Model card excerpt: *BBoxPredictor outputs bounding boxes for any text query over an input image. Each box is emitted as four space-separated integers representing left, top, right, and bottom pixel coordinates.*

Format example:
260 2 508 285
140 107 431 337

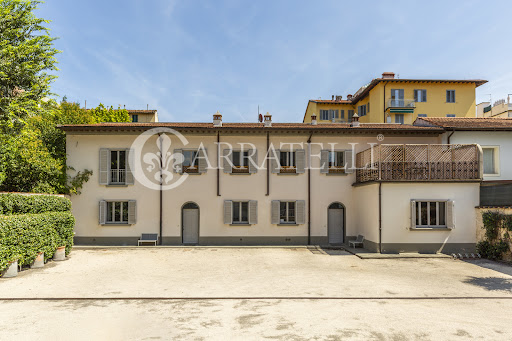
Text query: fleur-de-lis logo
130 128 190 191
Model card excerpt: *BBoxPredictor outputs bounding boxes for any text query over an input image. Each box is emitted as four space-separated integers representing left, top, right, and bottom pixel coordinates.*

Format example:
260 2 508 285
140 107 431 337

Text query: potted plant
31 252 44 269
2 259 18 278
53 246 66 261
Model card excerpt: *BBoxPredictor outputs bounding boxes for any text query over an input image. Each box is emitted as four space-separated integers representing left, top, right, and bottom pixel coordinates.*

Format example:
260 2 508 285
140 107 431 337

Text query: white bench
138 233 158 246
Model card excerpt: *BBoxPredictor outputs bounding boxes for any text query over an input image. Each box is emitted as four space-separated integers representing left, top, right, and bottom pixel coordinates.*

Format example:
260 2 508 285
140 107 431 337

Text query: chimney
347 94 353 101
332 95 335 100
213 111 222 127
382 72 395 79
264 112 272 127
311 113 317 125
350 113 360 127
335 95 343 102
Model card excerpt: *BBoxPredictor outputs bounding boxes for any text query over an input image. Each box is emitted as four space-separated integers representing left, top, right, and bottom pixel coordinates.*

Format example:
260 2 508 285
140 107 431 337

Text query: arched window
328 202 344 210
183 202 199 210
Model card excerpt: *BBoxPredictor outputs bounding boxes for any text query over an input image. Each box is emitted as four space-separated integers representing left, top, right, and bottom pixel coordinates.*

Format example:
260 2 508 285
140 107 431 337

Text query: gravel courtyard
1 247 512 340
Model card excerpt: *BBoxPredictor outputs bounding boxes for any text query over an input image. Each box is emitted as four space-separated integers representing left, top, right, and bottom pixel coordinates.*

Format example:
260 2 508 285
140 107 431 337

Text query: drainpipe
447 129 455 144
217 131 220 196
378 182 382 253
383 82 388 123
307 131 313 245
266 131 270 196
158 133 163 245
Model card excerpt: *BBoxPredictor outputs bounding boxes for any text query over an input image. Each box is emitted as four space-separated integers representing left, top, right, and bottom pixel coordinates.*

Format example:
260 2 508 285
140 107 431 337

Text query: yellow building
128 109 159 123
303 72 487 124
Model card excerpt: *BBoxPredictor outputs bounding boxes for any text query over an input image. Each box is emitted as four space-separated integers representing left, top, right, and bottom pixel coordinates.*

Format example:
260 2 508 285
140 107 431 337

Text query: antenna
84 100 87 109
147 104 149 110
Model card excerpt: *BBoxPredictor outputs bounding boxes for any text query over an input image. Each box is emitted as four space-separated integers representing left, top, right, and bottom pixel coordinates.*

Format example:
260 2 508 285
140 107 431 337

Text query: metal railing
110 169 126 184
356 144 482 183
387 99 416 108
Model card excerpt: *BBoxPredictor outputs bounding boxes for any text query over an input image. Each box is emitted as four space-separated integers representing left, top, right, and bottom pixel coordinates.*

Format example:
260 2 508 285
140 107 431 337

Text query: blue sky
39 0 512 122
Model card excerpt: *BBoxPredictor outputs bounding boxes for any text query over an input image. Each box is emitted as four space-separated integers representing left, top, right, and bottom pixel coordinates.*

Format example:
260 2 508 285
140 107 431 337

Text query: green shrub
0 193 71 215
0 212 75 272
482 210 502 240
477 240 510 260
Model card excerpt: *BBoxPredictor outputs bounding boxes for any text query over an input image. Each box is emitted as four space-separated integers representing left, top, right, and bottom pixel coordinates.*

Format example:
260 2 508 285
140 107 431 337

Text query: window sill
409 227 452 231
230 223 252 226
326 172 348 176
277 172 299 176
229 172 251 175
101 223 132 226
106 184 129 187
277 223 299 226
181 172 202 175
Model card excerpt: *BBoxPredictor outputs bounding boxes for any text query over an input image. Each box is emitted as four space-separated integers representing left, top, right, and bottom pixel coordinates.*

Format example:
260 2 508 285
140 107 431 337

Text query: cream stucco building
60 114 484 254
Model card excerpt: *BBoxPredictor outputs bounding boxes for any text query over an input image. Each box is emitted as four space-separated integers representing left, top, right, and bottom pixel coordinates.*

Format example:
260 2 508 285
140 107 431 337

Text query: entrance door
328 203 344 244
182 202 199 244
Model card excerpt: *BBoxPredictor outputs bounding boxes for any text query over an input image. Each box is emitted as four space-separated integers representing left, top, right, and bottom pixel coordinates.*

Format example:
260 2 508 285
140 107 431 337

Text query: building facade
60 115 483 253
303 72 487 125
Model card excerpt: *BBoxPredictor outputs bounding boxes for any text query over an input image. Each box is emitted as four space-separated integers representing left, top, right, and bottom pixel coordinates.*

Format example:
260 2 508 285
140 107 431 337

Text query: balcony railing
387 99 416 108
356 144 482 183
110 169 126 184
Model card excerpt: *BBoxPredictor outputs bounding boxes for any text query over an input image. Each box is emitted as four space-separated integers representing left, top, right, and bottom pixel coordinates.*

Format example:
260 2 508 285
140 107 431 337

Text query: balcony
356 144 482 183
110 169 126 184
386 99 416 114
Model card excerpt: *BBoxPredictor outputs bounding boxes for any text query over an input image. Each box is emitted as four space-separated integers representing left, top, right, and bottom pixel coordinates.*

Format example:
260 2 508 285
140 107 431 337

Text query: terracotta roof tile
414 117 512 130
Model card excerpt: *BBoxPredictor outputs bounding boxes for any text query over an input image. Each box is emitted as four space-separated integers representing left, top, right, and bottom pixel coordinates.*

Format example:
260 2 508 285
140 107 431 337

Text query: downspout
158 133 163 245
378 182 382 253
266 131 270 196
217 131 220 196
307 131 313 245
447 129 455 144
383 82 388 123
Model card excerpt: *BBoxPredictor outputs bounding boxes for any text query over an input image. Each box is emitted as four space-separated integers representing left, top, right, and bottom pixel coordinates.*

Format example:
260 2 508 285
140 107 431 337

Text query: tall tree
0 0 59 133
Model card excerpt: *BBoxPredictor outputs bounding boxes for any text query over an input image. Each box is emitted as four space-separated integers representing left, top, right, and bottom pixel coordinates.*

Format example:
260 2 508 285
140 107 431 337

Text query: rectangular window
340 110 345 119
415 201 447 228
320 110 329 120
358 105 367 116
446 90 456 103
391 89 404 106
232 150 250 173
232 201 249 224
110 150 126 184
367 102 370 113
280 201 296 224
417 114 427 118
279 151 296 172
328 151 345 174
446 114 456 118
106 201 129 224
414 90 427 102
483 147 499 175
395 114 404 124
182 150 198 173
131 114 139 122
348 110 354 122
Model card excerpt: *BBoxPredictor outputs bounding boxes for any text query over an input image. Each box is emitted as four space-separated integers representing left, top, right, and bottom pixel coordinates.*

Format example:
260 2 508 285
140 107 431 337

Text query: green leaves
89 103 131 123
0 193 71 215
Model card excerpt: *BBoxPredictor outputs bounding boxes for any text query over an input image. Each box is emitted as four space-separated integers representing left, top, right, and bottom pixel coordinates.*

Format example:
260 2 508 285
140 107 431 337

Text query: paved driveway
1 247 512 340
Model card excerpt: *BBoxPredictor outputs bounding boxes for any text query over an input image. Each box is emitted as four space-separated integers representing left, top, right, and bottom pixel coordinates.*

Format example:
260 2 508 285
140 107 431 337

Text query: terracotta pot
2 260 18 278
53 246 66 261
31 252 44 269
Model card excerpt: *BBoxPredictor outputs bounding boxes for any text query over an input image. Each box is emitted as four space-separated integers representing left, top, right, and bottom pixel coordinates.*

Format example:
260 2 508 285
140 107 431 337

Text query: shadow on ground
463 276 512 293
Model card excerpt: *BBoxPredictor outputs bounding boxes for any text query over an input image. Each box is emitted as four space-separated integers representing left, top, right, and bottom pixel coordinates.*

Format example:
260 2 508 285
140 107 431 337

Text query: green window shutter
340 110 345 119
128 200 137 225
224 200 232 224
125 149 134 184
296 149 306 173
173 149 183 173
410 200 416 229
271 200 280 224
344 150 354 173
423 90 427 102
296 200 306 224
99 149 109 185
271 150 280 173
248 200 258 224
198 148 207 173
223 149 232 173
320 150 329 174
249 149 258 173
447 201 455 229
99 200 107 224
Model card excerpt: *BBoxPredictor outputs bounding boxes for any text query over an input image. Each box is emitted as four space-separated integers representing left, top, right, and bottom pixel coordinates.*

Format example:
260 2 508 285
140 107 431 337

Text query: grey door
182 203 199 244
328 203 344 244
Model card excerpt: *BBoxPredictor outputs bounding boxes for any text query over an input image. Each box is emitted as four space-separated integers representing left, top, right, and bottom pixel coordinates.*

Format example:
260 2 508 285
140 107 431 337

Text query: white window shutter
296 149 305 173
223 149 232 173
320 150 329 174
271 150 280 173
344 150 354 173
249 200 258 224
173 149 183 173
410 200 416 229
447 200 455 229
128 200 137 225
249 149 258 173
99 200 106 224
99 149 109 185
198 148 207 173
296 200 306 224
271 200 280 224
125 148 134 184
224 200 232 224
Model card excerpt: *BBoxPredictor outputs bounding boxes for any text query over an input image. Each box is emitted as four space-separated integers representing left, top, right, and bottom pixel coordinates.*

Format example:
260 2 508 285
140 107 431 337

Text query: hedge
0 212 75 272
0 193 71 215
